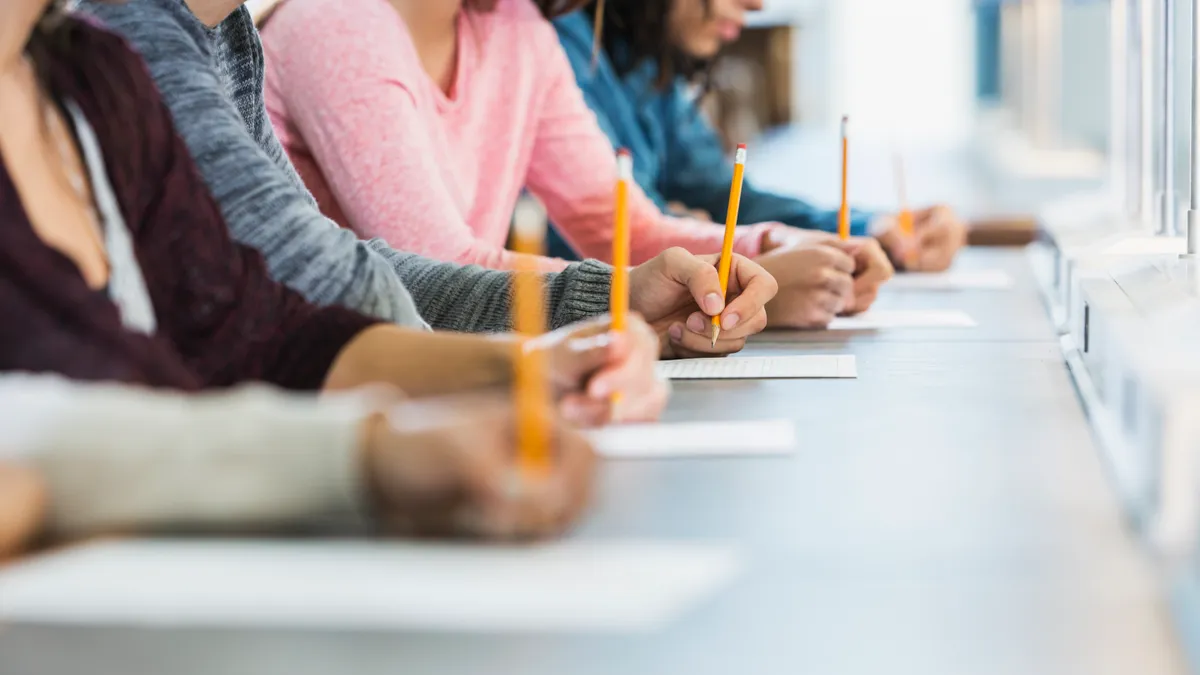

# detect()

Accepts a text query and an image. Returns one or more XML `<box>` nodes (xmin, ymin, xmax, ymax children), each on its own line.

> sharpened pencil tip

<box><xmin>710</xmin><ymin>325</ymin><xmax>720</xmax><ymax>348</ymax></box>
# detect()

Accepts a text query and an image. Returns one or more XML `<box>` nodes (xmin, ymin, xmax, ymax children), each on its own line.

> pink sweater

<box><xmin>260</xmin><ymin>0</ymin><xmax>772</xmax><ymax>273</ymax></box>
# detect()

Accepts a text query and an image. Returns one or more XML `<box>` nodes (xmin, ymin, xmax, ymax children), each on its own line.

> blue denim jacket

<box><xmin>547</xmin><ymin>11</ymin><xmax>872</xmax><ymax>259</ymax></box>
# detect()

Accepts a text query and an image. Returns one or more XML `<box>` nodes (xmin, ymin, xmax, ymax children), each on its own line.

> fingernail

<box><xmin>704</xmin><ymin>292</ymin><xmax>724</xmax><ymax>315</ymax></box>
<box><xmin>669</xmin><ymin>324</ymin><xmax>684</xmax><ymax>341</ymax></box>
<box><xmin>590</xmin><ymin>379</ymin><xmax>611</xmax><ymax>397</ymax></box>
<box><xmin>686</xmin><ymin>313</ymin><xmax>706</xmax><ymax>333</ymax></box>
<box><xmin>723</xmin><ymin>313</ymin><xmax>740</xmax><ymax>330</ymax></box>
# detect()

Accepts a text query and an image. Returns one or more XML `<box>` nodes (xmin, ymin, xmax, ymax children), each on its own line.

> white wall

<box><xmin>822</xmin><ymin>0</ymin><xmax>976</xmax><ymax>147</ymax></box>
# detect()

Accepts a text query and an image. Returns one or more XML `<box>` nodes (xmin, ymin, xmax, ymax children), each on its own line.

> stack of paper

<box><xmin>828</xmin><ymin>309</ymin><xmax>977</xmax><ymax>330</ymax></box>
<box><xmin>0</xmin><ymin>540</ymin><xmax>742</xmax><ymax>633</ymax></box>
<box><xmin>588</xmin><ymin>419</ymin><xmax>796</xmax><ymax>459</ymax></box>
<box><xmin>888</xmin><ymin>270</ymin><xmax>1015</xmax><ymax>291</ymax></box>
<box><xmin>655</xmin><ymin>355</ymin><xmax>857</xmax><ymax>380</ymax></box>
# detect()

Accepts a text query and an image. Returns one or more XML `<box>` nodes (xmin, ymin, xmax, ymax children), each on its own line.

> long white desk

<box><xmin>0</xmin><ymin>249</ymin><xmax>1184</xmax><ymax>675</ymax></box>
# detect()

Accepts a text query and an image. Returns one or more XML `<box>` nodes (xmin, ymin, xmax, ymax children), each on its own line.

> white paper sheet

<box><xmin>0</xmin><ymin>540</ymin><xmax>741</xmax><ymax>633</ymax></box>
<box><xmin>588</xmin><ymin>419</ymin><xmax>795</xmax><ymax>459</ymax></box>
<box><xmin>827</xmin><ymin>310</ymin><xmax>977</xmax><ymax>330</ymax></box>
<box><xmin>655</xmin><ymin>355</ymin><xmax>857</xmax><ymax>380</ymax></box>
<box><xmin>887</xmin><ymin>270</ymin><xmax>1015</xmax><ymax>291</ymax></box>
<box><xmin>1098</xmin><ymin>236</ymin><xmax>1186</xmax><ymax>256</ymax></box>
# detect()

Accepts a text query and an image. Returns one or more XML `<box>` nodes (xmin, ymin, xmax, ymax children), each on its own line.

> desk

<box><xmin>0</xmin><ymin>249</ymin><xmax>1184</xmax><ymax>675</ymax></box>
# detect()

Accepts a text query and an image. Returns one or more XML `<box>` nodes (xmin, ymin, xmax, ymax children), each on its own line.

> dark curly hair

<box><xmin>583</xmin><ymin>0</ymin><xmax>713</xmax><ymax>89</ymax></box>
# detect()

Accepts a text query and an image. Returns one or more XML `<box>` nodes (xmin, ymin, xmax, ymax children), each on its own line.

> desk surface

<box><xmin>0</xmin><ymin>250</ymin><xmax>1184</xmax><ymax>675</ymax></box>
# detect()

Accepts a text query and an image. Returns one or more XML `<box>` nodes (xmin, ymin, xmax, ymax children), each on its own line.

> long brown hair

<box><xmin>584</xmin><ymin>0</ymin><xmax>713</xmax><ymax>90</ymax></box>
<box><xmin>26</xmin><ymin>0</ymin><xmax>71</xmax><ymax>90</ymax></box>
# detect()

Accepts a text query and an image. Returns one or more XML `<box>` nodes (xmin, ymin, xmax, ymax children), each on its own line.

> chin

<box><xmin>687</xmin><ymin>39</ymin><xmax>723</xmax><ymax>60</ymax></box>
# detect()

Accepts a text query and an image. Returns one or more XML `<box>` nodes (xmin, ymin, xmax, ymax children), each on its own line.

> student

<box><xmin>257</xmin><ymin>0</ymin><xmax>893</xmax><ymax>326</ymax></box>
<box><xmin>554</xmin><ymin>0</ymin><xmax>969</xmax><ymax>272</ymax></box>
<box><xmin>1</xmin><ymin>3</ymin><xmax>670</xmax><ymax>419</ymax></box>
<box><xmin>0</xmin><ymin>375</ymin><xmax>594</xmax><ymax>541</ymax></box>
<box><xmin>80</xmin><ymin>0</ymin><xmax>780</xmax><ymax>356</ymax></box>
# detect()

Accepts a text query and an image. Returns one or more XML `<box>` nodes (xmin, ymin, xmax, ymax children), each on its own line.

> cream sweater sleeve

<box><xmin>0</xmin><ymin>375</ymin><xmax>373</xmax><ymax>537</ymax></box>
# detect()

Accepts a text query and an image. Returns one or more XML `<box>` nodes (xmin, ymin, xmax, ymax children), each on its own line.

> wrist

<box><xmin>356</xmin><ymin>411</ymin><xmax>389</xmax><ymax>517</ymax></box>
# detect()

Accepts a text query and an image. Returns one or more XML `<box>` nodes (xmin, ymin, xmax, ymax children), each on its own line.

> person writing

<box><xmin>554</xmin><ymin>0</ymin><xmax>969</xmax><ymax>272</ymax></box>
<box><xmin>0</xmin><ymin>375</ymin><xmax>596</xmax><ymax>541</ymax></box>
<box><xmin>257</xmin><ymin>0</ymin><xmax>891</xmax><ymax>327</ymax></box>
<box><xmin>80</xmin><ymin>0</ymin><xmax>782</xmax><ymax>354</ymax></box>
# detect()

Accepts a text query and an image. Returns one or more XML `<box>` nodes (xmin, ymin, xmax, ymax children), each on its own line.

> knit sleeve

<box><xmin>0</xmin><ymin>375</ymin><xmax>371</xmax><ymax>537</ymax></box>
<box><xmin>369</xmin><ymin>242</ymin><xmax>613</xmax><ymax>332</ymax></box>
<box><xmin>99</xmin><ymin>26</ymin><xmax>381</xmax><ymax>391</ymax></box>
<box><xmin>522</xmin><ymin>10</ymin><xmax>774</xmax><ymax>265</ymax></box>
<box><xmin>79</xmin><ymin>0</ymin><xmax>428</xmax><ymax>329</ymax></box>
<box><xmin>261</xmin><ymin>0</ymin><xmax>567</xmax><ymax>274</ymax></box>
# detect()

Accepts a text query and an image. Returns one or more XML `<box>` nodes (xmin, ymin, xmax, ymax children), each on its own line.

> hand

<box><xmin>627</xmin><ymin>247</ymin><xmax>779</xmax><ymax>359</ymax></box>
<box><xmin>758</xmin><ymin>225</ymin><xmax>838</xmax><ymax>254</ymax></box>
<box><xmin>0</xmin><ymin>463</ymin><xmax>45</xmax><ymax>559</ymax></box>
<box><xmin>876</xmin><ymin>205</ymin><xmax>967</xmax><ymax>272</ymax></box>
<box><xmin>528</xmin><ymin>315</ymin><xmax>669</xmax><ymax>425</ymax></box>
<box><xmin>824</xmin><ymin>237</ymin><xmax>893</xmax><ymax>314</ymax></box>
<box><xmin>754</xmin><ymin>244</ymin><xmax>855</xmax><ymax>328</ymax></box>
<box><xmin>666</xmin><ymin>201</ymin><xmax>712</xmax><ymax>221</ymax></box>
<box><xmin>361</xmin><ymin>395</ymin><xmax>597</xmax><ymax>541</ymax></box>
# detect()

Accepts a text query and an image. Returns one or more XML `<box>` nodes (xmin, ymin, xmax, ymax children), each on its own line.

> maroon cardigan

<box><xmin>0</xmin><ymin>19</ymin><xmax>380</xmax><ymax>391</ymax></box>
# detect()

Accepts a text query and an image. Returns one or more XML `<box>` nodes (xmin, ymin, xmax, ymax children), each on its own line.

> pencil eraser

<box><xmin>616</xmin><ymin>150</ymin><xmax>633</xmax><ymax>180</ymax></box>
<box><xmin>734</xmin><ymin>144</ymin><xmax>747</xmax><ymax>164</ymax></box>
<box><xmin>736</xmin><ymin>143</ymin><xmax>747</xmax><ymax>150</ymax></box>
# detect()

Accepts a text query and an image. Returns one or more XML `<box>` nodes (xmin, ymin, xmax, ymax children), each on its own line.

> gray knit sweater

<box><xmin>80</xmin><ymin>0</ymin><xmax>612</xmax><ymax>332</ymax></box>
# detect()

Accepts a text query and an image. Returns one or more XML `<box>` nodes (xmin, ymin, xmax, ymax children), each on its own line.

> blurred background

<box><xmin>702</xmin><ymin>0</ymin><xmax>1136</xmax><ymax>221</ymax></box>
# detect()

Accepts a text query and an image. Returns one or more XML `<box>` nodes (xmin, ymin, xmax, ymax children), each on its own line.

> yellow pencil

<box><xmin>610</xmin><ymin>149</ymin><xmax>632</xmax><ymax>407</ymax></box>
<box><xmin>511</xmin><ymin>198</ymin><xmax>551</xmax><ymax>479</ymax></box>
<box><xmin>712</xmin><ymin>143</ymin><xmax>747</xmax><ymax>347</ymax></box>
<box><xmin>893</xmin><ymin>152</ymin><xmax>916</xmax><ymax>267</ymax></box>
<box><xmin>838</xmin><ymin>116</ymin><xmax>850</xmax><ymax>241</ymax></box>
<box><xmin>591</xmin><ymin>0</ymin><xmax>607</xmax><ymax>69</ymax></box>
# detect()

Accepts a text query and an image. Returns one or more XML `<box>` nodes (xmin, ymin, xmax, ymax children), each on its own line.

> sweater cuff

<box><xmin>732</xmin><ymin>222</ymin><xmax>779</xmax><ymax>258</ymax></box>
<box><xmin>547</xmin><ymin>259</ymin><xmax>614</xmax><ymax>329</ymax></box>
<box><xmin>1</xmin><ymin>378</ymin><xmax>374</xmax><ymax>537</ymax></box>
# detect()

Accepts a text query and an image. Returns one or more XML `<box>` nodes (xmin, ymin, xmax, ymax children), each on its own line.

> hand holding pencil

<box><xmin>713</xmin><ymin>144</ymin><xmax>748</xmax><ymax>347</ymax></box>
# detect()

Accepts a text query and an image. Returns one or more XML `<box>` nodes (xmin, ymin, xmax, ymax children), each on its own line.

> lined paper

<box><xmin>588</xmin><ymin>419</ymin><xmax>796</xmax><ymax>459</ymax></box>
<box><xmin>828</xmin><ymin>310</ymin><xmax>977</xmax><ymax>330</ymax></box>
<box><xmin>0</xmin><ymin>540</ymin><xmax>741</xmax><ymax>633</ymax></box>
<box><xmin>888</xmin><ymin>270</ymin><xmax>1015</xmax><ymax>291</ymax></box>
<box><xmin>655</xmin><ymin>355</ymin><xmax>857</xmax><ymax>380</ymax></box>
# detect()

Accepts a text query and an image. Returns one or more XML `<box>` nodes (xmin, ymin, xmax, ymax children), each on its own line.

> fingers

<box><xmin>910</xmin><ymin>206</ymin><xmax>966</xmax><ymax>272</ymax></box>
<box><xmin>659</xmin><ymin>247</ymin><xmax>728</xmax><ymax>316</ymax></box>
<box><xmin>821</xmin><ymin>266</ymin><xmax>854</xmax><ymax>299</ymax></box>
<box><xmin>719</xmin><ymin>254</ymin><xmax>778</xmax><ymax>332</ymax></box>
<box><xmin>819</xmin><ymin>246</ymin><xmax>857</xmax><ymax>275</ymax></box>
<box><xmin>547</xmin><ymin>323</ymin><xmax>621</xmax><ymax>394</ymax></box>
<box><xmin>673</xmin><ymin>311</ymin><xmax>753</xmax><ymax>355</ymax></box>
<box><xmin>470</xmin><ymin>423</ymin><xmax>598</xmax><ymax>541</ymax></box>
<box><xmin>582</xmin><ymin>317</ymin><xmax>668</xmax><ymax>423</ymax></box>
<box><xmin>559</xmin><ymin>393</ymin><xmax>611</xmax><ymax>427</ymax></box>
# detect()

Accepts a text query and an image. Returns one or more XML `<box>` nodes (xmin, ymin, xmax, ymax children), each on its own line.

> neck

<box><xmin>389</xmin><ymin>0</ymin><xmax>461</xmax><ymax>42</ymax></box>
<box><xmin>185</xmin><ymin>0</ymin><xmax>246</xmax><ymax>27</ymax></box>
<box><xmin>0</xmin><ymin>1</ymin><xmax>44</xmax><ymax>74</ymax></box>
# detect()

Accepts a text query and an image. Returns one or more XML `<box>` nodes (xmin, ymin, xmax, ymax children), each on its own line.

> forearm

<box><xmin>0</xmin><ymin>376</ymin><xmax>370</xmax><ymax>538</ymax></box>
<box><xmin>371</xmin><ymin>242</ymin><xmax>614</xmax><ymax>332</ymax></box>
<box><xmin>324</xmin><ymin>325</ymin><xmax>515</xmax><ymax>397</ymax></box>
